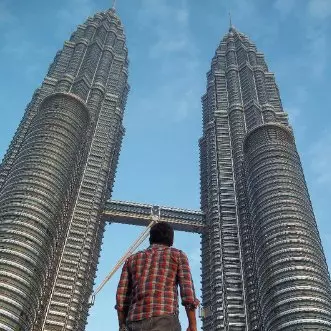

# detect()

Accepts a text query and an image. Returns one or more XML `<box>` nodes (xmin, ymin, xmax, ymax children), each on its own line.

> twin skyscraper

<box><xmin>0</xmin><ymin>7</ymin><xmax>331</xmax><ymax>331</ymax></box>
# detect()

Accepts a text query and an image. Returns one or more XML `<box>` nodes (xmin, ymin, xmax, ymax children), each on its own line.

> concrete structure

<box><xmin>199</xmin><ymin>25</ymin><xmax>331</xmax><ymax>331</ymax></box>
<box><xmin>0</xmin><ymin>8</ymin><xmax>129</xmax><ymax>331</ymax></box>
<box><xmin>0</xmin><ymin>7</ymin><xmax>330</xmax><ymax>331</ymax></box>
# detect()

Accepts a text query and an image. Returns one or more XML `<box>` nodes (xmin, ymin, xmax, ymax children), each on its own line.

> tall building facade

<box><xmin>200</xmin><ymin>25</ymin><xmax>331</xmax><ymax>331</ymax></box>
<box><xmin>0</xmin><ymin>8</ymin><xmax>129</xmax><ymax>331</ymax></box>
<box><xmin>0</xmin><ymin>6</ymin><xmax>331</xmax><ymax>331</ymax></box>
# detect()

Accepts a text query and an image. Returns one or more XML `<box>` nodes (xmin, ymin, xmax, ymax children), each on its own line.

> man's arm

<box><xmin>185</xmin><ymin>307</ymin><xmax>197</xmax><ymax>331</ymax></box>
<box><xmin>177</xmin><ymin>251</ymin><xmax>200</xmax><ymax>331</ymax></box>
<box><xmin>115</xmin><ymin>260</ymin><xmax>131</xmax><ymax>329</ymax></box>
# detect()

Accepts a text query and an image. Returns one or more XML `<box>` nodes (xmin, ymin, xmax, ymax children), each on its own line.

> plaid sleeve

<box><xmin>177</xmin><ymin>251</ymin><xmax>200</xmax><ymax>309</ymax></box>
<box><xmin>115</xmin><ymin>259</ymin><xmax>132</xmax><ymax>312</ymax></box>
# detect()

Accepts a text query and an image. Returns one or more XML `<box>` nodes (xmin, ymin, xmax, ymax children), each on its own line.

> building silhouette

<box><xmin>0</xmin><ymin>8</ymin><xmax>129</xmax><ymax>331</ymax></box>
<box><xmin>0</xmin><ymin>7</ymin><xmax>331</xmax><ymax>331</ymax></box>
<box><xmin>199</xmin><ymin>25</ymin><xmax>331</xmax><ymax>331</ymax></box>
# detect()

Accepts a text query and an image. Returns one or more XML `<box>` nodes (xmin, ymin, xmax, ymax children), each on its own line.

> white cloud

<box><xmin>309</xmin><ymin>131</ymin><xmax>331</xmax><ymax>186</ymax></box>
<box><xmin>308</xmin><ymin>0</ymin><xmax>331</xmax><ymax>19</ymax></box>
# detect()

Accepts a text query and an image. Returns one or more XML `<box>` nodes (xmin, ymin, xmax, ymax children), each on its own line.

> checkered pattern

<box><xmin>116</xmin><ymin>244</ymin><xmax>200</xmax><ymax>322</ymax></box>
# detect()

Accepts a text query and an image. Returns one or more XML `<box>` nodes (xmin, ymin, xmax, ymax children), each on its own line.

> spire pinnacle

<box><xmin>229</xmin><ymin>12</ymin><xmax>233</xmax><ymax>30</ymax></box>
<box><xmin>112</xmin><ymin>0</ymin><xmax>117</xmax><ymax>10</ymax></box>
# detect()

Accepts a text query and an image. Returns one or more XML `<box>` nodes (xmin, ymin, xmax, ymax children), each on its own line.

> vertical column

<box><xmin>215</xmin><ymin>112</ymin><xmax>246</xmax><ymax>331</ymax></box>
<box><xmin>264</xmin><ymin>73</ymin><xmax>282</xmax><ymax>112</ymax></box>
<box><xmin>0</xmin><ymin>93</ymin><xmax>89</xmax><ymax>331</ymax></box>
<box><xmin>228</xmin><ymin>106</ymin><xmax>260</xmax><ymax>330</ymax></box>
<box><xmin>199</xmin><ymin>136</ymin><xmax>213</xmax><ymax>329</ymax></box>
<box><xmin>244</xmin><ymin>123</ymin><xmax>331</xmax><ymax>331</ymax></box>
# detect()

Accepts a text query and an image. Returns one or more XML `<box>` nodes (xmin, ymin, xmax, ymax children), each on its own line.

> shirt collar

<box><xmin>149</xmin><ymin>243</ymin><xmax>169</xmax><ymax>249</ymax></box>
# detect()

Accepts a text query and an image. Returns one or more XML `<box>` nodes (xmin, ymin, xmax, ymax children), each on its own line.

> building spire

<box><xmin>229</xmin><ymin>12</ymin><xmax>234</xmax><ymax>31</ymax></box>
<box><xmin>112</xmin><ymin>0</ymin><xmax>117</xmax><ymax>10</ymax></box>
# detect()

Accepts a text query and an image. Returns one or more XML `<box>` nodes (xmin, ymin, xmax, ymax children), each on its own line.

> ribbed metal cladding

<box><xmin>200</xmin><ymin>28</ymin><xmax>249</xmax><ymax>331</ymax></box>
<box><xmin>0</xmin><ymin>8</ymin><xmax>129</xmax><ymax>331</ymax></box>
<box><xmin>200</xmin><ymin>25</ymin><xmax>331</xmax><ymax>331</ymax></box>
<box><xmin>37</xmin><ymin>10</ymin><xmax>129</xmax><ymax>331</ymax></box>
<box><xmin>244</xmin><ymin>123</ymin><xmax>331</xmax><ymax>331</ymax></box>
<box><xmin>1</xmin><ymin>7</ymin><xmax>331</xmax><ymax>331</ymax></box>
<box><xmin>0</xmin><ymin>93</ymin><xmax>89</xmax><ymax>331</ymax></box>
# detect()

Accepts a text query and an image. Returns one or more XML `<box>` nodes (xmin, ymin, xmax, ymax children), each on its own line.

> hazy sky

<box><xmin>0</xmin><ymin>0</ymin><xmax>331</xmax><ymax>330</ymax></box>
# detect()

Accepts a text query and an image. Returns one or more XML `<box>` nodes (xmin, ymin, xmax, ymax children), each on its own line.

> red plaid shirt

<box><xmin>115</xmin><ymin>244</ymin><xmax>199</xmax><ymax>321</ymax></box>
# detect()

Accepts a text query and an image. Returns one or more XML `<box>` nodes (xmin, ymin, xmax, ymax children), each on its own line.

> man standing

<box><xmin>115</xmin><ymin>222</ymin><xmax>200</xmax><ymax>331</ymax></box>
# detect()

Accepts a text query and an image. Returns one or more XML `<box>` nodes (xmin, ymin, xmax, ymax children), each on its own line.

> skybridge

<box><xmin>102</xmin><ymin>200</ymin><xmax>205</xmax><ymax>233</ymax></box>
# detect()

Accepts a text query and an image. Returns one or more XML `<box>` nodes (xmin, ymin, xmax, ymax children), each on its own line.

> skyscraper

<box><xmin>200</xmin><ymin>25</ymin><xmax>331</xmax><ymax>330</ymax></box>
<box><xmin>0</xmin><ymin>5</ymin><xmax>331</xmax><ymax>331</ymax></box>
<box><xmin>0</xmin><ymin>8</ymin><xmax>129</xmax><ymax>331</ymax></box>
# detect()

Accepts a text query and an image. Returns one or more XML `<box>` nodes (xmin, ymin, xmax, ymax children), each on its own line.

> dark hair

<box><xmin>149</xmin><ymin>222</ymin><xmax>174</xmax><ymax>247</ymax></box>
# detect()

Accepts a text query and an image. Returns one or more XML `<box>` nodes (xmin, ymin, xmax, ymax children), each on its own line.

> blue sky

<box><xmin>0</xmin><ymin>0</ymin><xmax>331</xmax><ymax>330</ymax></box>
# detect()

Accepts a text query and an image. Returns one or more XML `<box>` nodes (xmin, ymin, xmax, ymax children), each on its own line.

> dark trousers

<box><xmin>127</xmin><ymin>314</ymin><xmax>181</xmax><ymax>331</ymax></box>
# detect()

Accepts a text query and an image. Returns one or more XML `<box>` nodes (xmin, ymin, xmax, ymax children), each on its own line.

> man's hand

<box><xmin>186</xmin><ymin>326</ymin><xmax>197</xmax><ymax>331</ymax></box>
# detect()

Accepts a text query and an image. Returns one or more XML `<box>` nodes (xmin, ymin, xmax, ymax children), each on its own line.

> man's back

<box><xmin>117</xmin><ymin>244</ymin><xmax>197</xmax><ymax>321</ymax></box>
<box><xmin>115</xmin><ymin>222</ymin><xmax>199</xmax><ymax>331</ymax></box>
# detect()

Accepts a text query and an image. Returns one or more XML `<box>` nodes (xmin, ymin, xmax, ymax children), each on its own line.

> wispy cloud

<box><xmin>308</xmin><ymin>0</ymin><xmax>331</xmax><ymax>20</ymax></box>
<box><xmin>273</xmin><ymin>0</ymin><xmax>297</xmax><ymax>17</ymax></box>
<box><xmin>188</xmin><ymin>247</ymin><xmax>201</xmax><ymax>269</ymax></box>
<box><xmin>273</xmin><ymin>0</ymin><xmax>330</xmax><ymax>81</ymax></box>
<box><xmin>282</xmin><ymin>86</ymin><xmax>308</xmax><ymax>140</ymax></box>
<box><xmin>309</xmin><ymin>131</ymin><xmax>331</xmax><ymax>186</ymax></box>
<box><xmin>0</xmin><ymin>0</ymin><xmax>15</xmax><ymax>24</ymax></box>
<box><xmin>135</xmin><ymin>0</ymin><xmax>202</xmax><ymax>122</ymax></box>
<box><xmin>225</xmin><ymin>0</ymin><xmax>280</xmax><ymax>42</ymax></box>
<box><xmin>2</xmin><ymin>27</ymin><xmax>49</xmax><ymax>64</ymax></box>
<box><xmin>286</xmin><ymin>107</ymin><xmax>301</xmax><ymax>126</ymax></box>
<box><xmin>303</xmin><ymin>0</ymin><xmax>331</xmax><ymax>79</ymax></box>
<box><xmin>0</xmin><ymin>6</ymin><xmax>50</xmax><ymax>82</ymax></box>
<box><xmin>305</xmin><ymin>29</ymin><xmax>328</xmax><ymax>79</ymax></box>
<box><xmin>305</xmin><ymin>1</ymin><xmax>331</xmax><ymax>187</ymax></box>
<box><xmin>138</xmin><ymin>0</ymin><xmax>194</xmax><ymax>59</ymax></box>
<box><xmin>273</xmin><ymin>0</ymin><xmax>331</xmax><ymax>21</ymax></box>
<box><xmin>56</xmin><ymin>0</ymin><xmax>97</xmax><ymax>35</ymax></box>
